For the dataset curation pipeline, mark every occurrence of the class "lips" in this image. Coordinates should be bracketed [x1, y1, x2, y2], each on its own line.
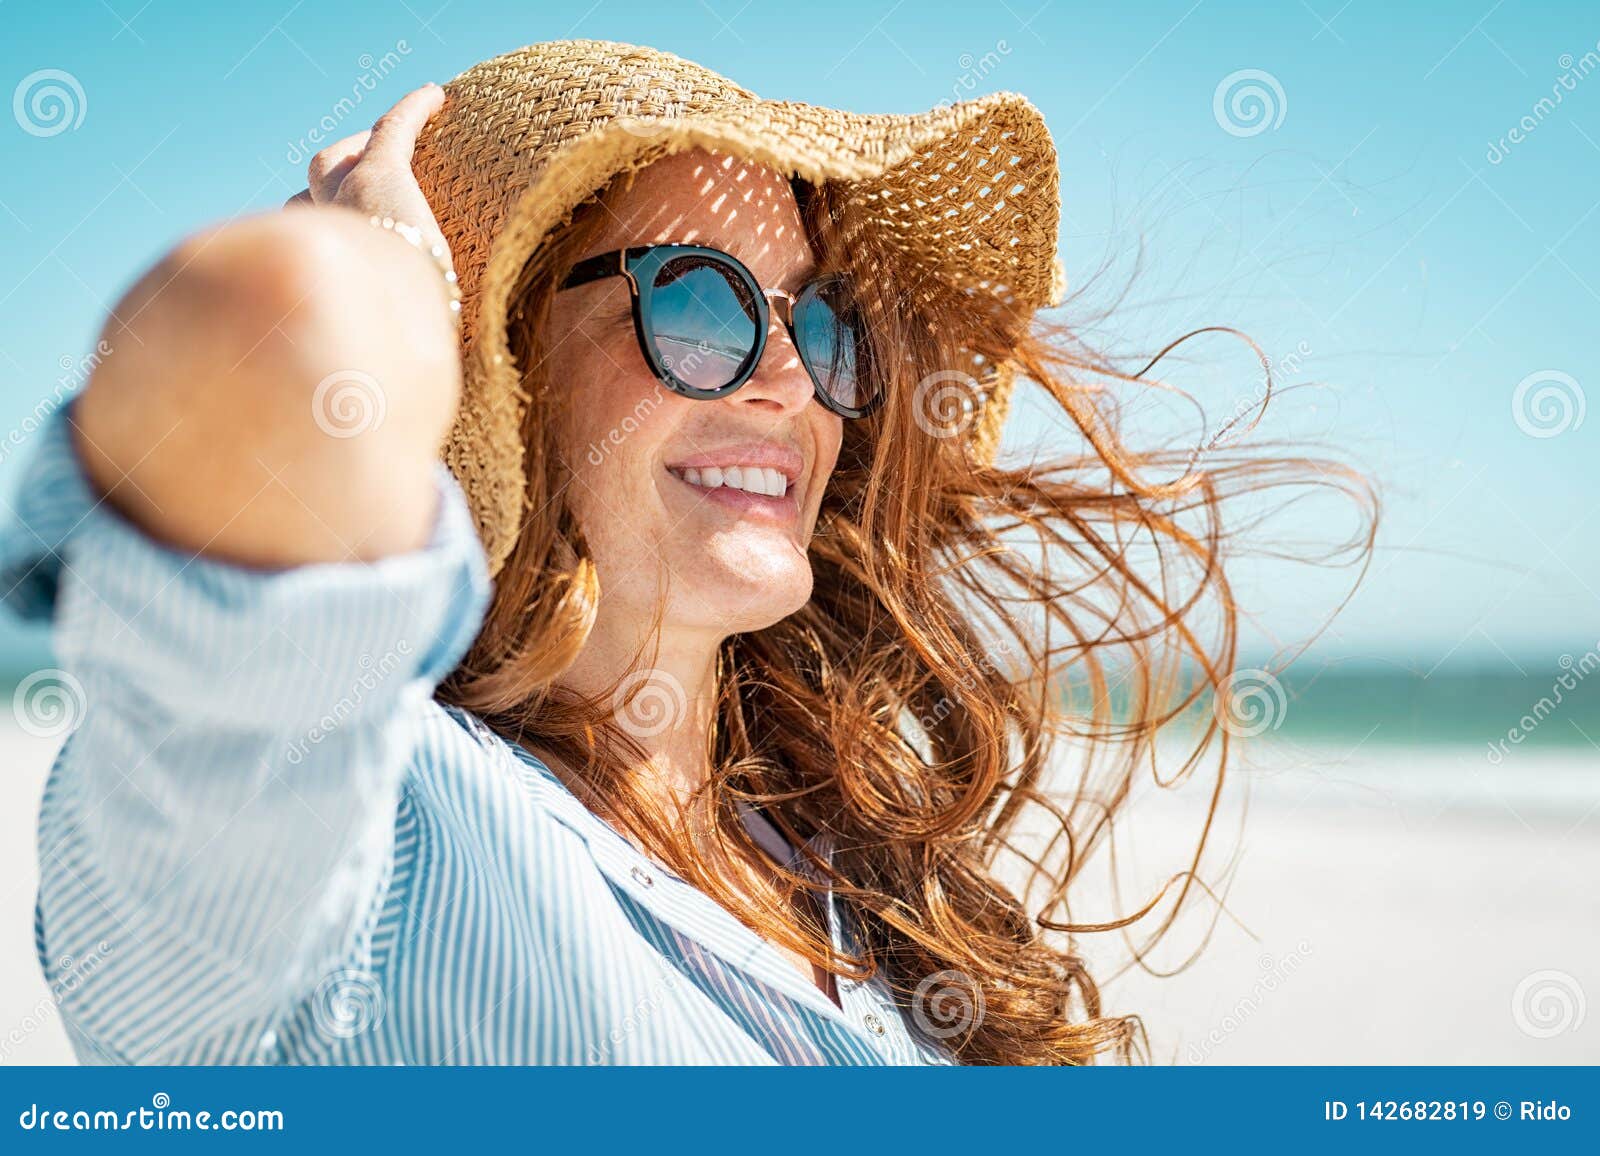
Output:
[662, 443, 805, 516]
[663, 458, 801, 523]
[666, 464, 790, 497]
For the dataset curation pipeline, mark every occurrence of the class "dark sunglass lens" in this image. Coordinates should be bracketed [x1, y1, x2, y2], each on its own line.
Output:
[795, 279, 873, 412]
[649, 256, 760, 390]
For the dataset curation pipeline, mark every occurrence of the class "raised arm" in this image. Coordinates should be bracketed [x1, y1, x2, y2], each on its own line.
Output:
[74, 85, 460, 567]
[5, 86, 492, 1064]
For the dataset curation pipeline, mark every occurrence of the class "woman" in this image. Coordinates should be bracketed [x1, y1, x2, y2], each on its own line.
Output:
[2, 41, 1366, 1065]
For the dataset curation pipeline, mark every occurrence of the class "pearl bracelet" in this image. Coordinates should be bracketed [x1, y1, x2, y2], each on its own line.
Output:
[368, 215, 462, 326]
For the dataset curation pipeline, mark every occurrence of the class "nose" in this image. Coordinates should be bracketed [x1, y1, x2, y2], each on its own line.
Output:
[727, 293, 813, 417]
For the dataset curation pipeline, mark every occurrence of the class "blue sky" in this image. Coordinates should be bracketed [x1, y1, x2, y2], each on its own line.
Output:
[0, 0, 1594, 671]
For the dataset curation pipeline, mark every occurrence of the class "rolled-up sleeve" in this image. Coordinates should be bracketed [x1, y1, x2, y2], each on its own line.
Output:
[1, 403, 490, 1063]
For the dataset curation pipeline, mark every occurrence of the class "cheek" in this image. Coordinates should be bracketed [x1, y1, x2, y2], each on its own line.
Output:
[807, 412, 845, 517]
[550, 312, 667, 473]
[551, 356, 702, 565]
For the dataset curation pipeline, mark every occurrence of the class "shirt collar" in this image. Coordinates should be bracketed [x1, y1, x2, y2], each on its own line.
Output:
[475, 719, 862, 1031]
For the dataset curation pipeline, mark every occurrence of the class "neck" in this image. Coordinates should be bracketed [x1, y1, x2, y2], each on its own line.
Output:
[556, 608, 725, 811]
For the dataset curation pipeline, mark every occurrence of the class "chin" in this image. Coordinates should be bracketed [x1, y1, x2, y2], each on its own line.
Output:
[680, 556, 814, 634]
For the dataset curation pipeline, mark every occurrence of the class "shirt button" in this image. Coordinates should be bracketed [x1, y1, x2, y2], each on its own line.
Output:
[630, 865, 655, 888]
[863, 1012, 885, 1036]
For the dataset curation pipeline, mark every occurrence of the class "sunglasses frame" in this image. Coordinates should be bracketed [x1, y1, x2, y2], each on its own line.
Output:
[559, 243, 880, 420]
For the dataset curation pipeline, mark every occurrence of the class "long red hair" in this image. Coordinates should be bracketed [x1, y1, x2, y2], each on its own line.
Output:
[439, 171, 1377, 1064]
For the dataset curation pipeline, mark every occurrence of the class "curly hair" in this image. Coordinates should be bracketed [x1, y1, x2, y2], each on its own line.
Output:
[437, 170, 1377, 1065]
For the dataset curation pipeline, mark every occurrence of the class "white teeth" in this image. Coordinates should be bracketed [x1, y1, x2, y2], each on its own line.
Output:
[671, 465, 790, 497]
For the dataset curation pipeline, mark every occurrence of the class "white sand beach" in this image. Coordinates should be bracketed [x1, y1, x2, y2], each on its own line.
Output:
[1, 719, 1594, 1065]
[1089, 738, 1599, 1065]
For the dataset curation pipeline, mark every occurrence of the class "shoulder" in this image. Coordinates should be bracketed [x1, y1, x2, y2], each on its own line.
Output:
[404, 699, 595, 848]
[394, 699, 630, 936]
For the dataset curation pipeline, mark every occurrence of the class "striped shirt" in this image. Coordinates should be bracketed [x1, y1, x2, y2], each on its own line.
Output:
[0, 407, 956, 1066]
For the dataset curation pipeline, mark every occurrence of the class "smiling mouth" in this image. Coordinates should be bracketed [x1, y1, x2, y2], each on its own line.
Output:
[666, 464, 793, 499]
[664, 464, 801, 521]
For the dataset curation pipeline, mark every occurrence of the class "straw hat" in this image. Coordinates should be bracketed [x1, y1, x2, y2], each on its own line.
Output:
[411, 39, 1064, 576]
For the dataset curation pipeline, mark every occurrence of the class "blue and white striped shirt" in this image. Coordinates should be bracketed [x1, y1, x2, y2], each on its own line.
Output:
[0, 407, 955, 1066]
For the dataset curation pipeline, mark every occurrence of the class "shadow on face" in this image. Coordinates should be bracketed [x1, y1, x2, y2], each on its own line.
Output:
[547, 149, 845, 643]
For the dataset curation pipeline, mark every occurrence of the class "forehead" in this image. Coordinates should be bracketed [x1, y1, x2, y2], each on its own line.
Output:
[594, 149, 813, 283]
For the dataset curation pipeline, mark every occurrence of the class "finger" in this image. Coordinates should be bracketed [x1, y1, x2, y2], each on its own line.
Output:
[306, 131, 370, 202]
[283, 188, 313, 209]
[361, 83, 446, 170]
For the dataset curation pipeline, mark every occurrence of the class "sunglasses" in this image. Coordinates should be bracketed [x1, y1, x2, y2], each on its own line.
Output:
[559, 244, 881, 420]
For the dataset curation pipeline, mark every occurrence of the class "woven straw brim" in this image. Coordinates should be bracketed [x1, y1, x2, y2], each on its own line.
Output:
[415, 47, 1063, 577]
